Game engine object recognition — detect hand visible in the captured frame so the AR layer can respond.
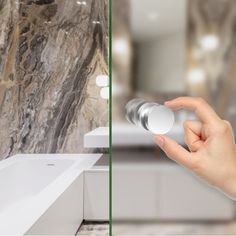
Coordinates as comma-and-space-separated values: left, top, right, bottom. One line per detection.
154, 97, 236, 199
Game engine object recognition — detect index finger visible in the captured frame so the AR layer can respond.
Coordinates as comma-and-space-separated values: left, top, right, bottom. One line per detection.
165, 97, 221, 124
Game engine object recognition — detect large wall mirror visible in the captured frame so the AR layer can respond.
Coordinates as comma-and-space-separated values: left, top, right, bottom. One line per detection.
113, 0, 236, 132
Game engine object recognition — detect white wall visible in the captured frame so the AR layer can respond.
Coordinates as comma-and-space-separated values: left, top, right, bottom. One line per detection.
136, 32, 186, 93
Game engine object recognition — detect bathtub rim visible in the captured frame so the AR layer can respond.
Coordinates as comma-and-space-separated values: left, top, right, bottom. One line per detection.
0, 153, 102, 235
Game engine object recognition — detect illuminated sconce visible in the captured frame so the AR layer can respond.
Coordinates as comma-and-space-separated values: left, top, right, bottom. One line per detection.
187, 68, 206, 84
200, 34, 219, 51
100, 87, 109, 100
92, 20, 101, 25
76, 1, 86, 5
96, 75, 109, 87
96, 74, 109, 100
113, 38, 129, 56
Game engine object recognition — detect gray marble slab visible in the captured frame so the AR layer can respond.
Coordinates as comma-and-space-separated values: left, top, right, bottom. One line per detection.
0, 0, 108, 159
77, 223, 109, 236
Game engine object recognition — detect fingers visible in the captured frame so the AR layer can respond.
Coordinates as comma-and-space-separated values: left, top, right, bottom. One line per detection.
154, 135, 195, 169
184, 120, 204, 152
165, 97, 221, 124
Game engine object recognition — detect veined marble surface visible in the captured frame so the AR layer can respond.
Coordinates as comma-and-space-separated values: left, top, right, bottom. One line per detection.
0, 0, 108, 159
77, 223, 109, 236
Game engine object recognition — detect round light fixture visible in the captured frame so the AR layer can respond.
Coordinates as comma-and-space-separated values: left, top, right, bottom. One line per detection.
96, 75, 109, 87
113, 38, 129, 56
76, 1, 86, 5
200, 34, 219, 51
187, 68, 206, 84
100, 87, 109, 100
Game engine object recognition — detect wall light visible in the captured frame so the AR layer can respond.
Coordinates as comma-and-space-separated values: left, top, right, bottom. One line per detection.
96, 75, 109, 87
92, 20, 101, 25
76, 1, 86, 5
187, 68, 206, 84
100, 87, 109, 100
200, 34, 219, 51
113, 38, 129, 56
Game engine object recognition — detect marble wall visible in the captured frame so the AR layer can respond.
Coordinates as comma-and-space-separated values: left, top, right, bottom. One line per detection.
0, 0, 108, 159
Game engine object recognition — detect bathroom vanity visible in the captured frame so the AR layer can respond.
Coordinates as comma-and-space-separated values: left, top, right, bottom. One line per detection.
85, 124, 235, 221
111, 122, 235, 221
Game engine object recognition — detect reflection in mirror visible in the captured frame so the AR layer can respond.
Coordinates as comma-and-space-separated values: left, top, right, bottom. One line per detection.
113, 0, 236, 132
112, 0, 191, 139
112, 0, 236, 234
132, 0, 187, 96
187, 0, 236, 131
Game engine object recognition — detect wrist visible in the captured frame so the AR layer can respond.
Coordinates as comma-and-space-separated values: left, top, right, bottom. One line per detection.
222, 149, 236, 199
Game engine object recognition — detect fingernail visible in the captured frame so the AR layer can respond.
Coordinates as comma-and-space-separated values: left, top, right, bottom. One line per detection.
155, 135, 165, 147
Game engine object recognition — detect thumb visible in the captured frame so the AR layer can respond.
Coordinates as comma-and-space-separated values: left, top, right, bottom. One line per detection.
154, 135, 194, 169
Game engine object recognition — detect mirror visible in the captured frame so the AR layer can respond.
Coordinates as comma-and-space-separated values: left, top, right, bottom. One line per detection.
131, 0, 187, 95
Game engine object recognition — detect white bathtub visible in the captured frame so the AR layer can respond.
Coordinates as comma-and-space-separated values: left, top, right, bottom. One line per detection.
0, 153, 101, 235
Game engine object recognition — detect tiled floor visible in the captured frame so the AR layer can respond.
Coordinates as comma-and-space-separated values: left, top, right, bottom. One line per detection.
76, 222, 236, 235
